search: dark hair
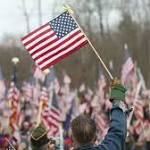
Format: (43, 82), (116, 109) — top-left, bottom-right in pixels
(71, 114), (96, 145)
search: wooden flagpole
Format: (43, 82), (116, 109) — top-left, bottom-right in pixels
(63, 5), (114, 80)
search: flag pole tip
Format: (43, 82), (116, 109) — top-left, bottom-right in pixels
(63, 4), (74, 14)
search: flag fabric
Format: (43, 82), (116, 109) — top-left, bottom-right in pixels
(33, 66), (45, 82)
(134, 100), (144, 121)
(94, 113), (109, 141)
(42, 91), (61, 136)
(121, 44), (134, 84)
(132, 120), (142, 136)
(39, 87), (49, 107)
(7, 82), (20, 133)
(7, 82), (20, 109)
(137, 68), (146, 90)
(0, 67), (6, 99)
(21, 11), (88, 71)
(97, 69), (107, 102)
(22, 82), (33, 101)
(64, 100), (74, 131)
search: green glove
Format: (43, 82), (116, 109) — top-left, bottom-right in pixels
(109, 79), (127, 101)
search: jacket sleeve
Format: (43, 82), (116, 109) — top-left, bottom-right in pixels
(97, 105), (127, 150)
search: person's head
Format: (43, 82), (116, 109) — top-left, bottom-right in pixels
(30, 123), (55, 150)
(71, 114), (96, 147)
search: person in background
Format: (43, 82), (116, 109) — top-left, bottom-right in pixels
(30, 123), (55, 150)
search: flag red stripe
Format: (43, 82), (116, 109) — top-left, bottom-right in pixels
(49, 113), (60, 123)
(24, 28), (52, 46)
(33, 30), (81, 60)
(21, 23), (49, 41)
(30, 38), (59, 55)
(37, 35), (85, 65)
(45, 115), (60, 126)
(51, 107), (61, 116)
(27, 32), (56, 51)
(46, 120), (59, 128)
(41, 41), (88, 70)
(43, 116), (59, 128)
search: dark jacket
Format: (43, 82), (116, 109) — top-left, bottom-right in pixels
(76, 105), (127, 150)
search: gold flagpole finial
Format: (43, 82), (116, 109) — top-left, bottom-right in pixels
(63, 4), (74, 14)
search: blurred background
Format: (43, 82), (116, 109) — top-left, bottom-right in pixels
(0, 1), (150, 150)
(0, 0), (150, 88)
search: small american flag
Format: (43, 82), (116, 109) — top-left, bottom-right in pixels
(42, 91), (61, 136)
(21, 11), (88, 70)
(7, 82), (20, 133)
(134, 100), (144, 121)
(121, 44), (134, 84)
(7, 82), (20, 109)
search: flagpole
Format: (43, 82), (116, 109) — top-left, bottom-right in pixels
(63, 5), (114, 80)
(127, 82), (142, 129)
(59, 125), (64, 150)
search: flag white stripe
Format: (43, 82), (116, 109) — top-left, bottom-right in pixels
(42, 108), (60, 120)
(47, 117), (60, 126)
(29, 36), (58, 54)
(43, 109), (60, 121)
(22, 25), (50, 44)
(25, 30), (54, 49)
(49, 111), (60, 121)
(35, 32), (84, 63)
(39, 37), (86, 69)
(32, 28), (80, 59)
(51, 107), (60, 115)
(43, 116), (59, 128)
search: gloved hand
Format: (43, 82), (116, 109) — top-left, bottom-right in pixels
(110, 79), (133, 114)
(109, 78), (127, 102)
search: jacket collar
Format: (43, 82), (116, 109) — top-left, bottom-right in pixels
(75, 143), (93, 150)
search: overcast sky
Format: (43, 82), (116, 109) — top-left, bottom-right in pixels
(0, 0), (55, 40)
(0, 0), (121, 41)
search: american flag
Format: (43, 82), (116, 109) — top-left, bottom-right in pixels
(134, 100), (144, 121)
(22, 82), (33, 101)
(0, 67), (6, 99)
(7, 82), (20, 133)
(21, 11), (88, 71)
(39, 87), (49, 107)
(33, 66), (45, 81)
(7, 82), (20, 109)
(42, 91), (61, 136)
(133, 120), (142, 135)
(121, 44), (134, 84)
(94, 113), (109, 141)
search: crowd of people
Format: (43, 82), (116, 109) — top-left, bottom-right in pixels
(0, 63), (150, 150)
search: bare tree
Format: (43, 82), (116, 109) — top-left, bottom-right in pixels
(21, 0), (31, 33)
(38, 0), (42, 25)
(94, 0), (104, 37)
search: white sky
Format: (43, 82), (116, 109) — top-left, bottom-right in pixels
(0, 0), (121, 41)
(0, 0), (55, 40)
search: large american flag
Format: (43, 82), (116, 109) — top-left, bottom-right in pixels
(21, 11), (88, 70)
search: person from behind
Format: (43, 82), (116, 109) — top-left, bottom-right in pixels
(71, 79), (130, 150)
